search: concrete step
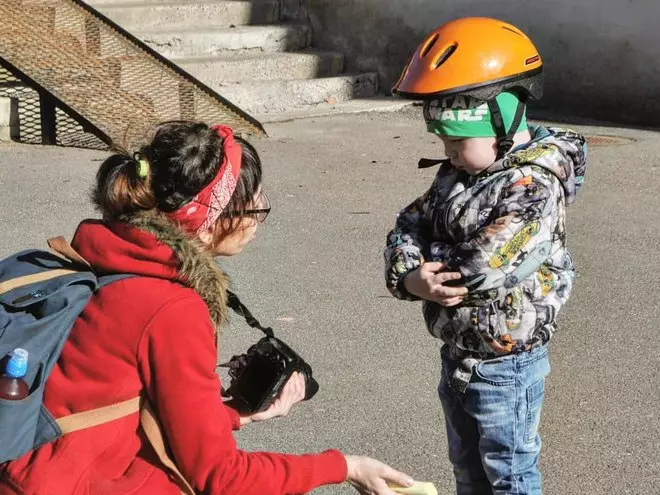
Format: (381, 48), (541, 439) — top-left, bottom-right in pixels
(216, 73), (379, 114)
(140, 24), (311, 57)
(256, 97), (414, 124)
(90, 0), (279, 30)
(85, 0), (259, 4)
(173, 49), (344, 84)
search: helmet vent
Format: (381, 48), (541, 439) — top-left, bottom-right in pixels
(433, 43), (458, 69)
(501, 25), (525, 37)
(420, 33), (440, 57)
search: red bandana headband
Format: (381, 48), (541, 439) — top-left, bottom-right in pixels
(167, 125), (242, 236)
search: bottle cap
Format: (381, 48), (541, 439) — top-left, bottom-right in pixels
(6, 348), (28, 379)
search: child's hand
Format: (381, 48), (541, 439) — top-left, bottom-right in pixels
(403, 262), (468, 306)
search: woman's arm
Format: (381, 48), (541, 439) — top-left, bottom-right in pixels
(137, 294), (347, 495)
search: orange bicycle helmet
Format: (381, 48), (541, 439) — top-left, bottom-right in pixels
(393, 17), (543, 101)
(394, 17), (543, 158)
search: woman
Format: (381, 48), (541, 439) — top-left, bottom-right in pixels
(1, 122), (414, 494)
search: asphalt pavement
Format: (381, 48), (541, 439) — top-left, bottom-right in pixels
(1, 107), (658, 494)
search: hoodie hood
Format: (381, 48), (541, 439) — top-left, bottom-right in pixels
(72, 211), (229, 328)
(487, 125), (587, 204)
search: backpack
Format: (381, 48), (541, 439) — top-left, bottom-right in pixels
(0, 237), (195, 494)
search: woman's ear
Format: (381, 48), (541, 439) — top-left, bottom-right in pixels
(203, 217), (236, 249)
(198, 228), (214, 246)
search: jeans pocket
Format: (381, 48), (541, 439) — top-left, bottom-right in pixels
(474, 356), (516, 386)
(524, 377), (545, 444)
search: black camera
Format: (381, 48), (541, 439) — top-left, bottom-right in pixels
(221, 291), (319, 413)
(224, 336), (319, 413)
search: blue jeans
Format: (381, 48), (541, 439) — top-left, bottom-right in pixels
(438, 344), (550, 495)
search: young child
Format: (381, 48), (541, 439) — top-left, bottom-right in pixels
(384, 17), (587, 494)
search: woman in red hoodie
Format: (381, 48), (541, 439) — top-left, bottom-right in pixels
(1, 122), (414, 494)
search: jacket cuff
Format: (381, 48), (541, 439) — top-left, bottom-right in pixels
(304, 449), (348, 486)
(395, 271), (421, 301)
(224, 404), (242, 431)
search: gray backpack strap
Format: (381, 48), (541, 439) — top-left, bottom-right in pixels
(98, 274), (135, 288)
(47, 236), (135, 290)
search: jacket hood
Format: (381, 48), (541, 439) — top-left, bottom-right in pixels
(72, 211), (229, 328)
(487, 125), (587, 204)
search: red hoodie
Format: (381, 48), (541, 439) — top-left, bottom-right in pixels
(1, 219), (347, 494)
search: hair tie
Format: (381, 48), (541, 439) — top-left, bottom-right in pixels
(137, 159), (150, 179)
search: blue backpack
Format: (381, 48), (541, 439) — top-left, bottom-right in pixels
(0, 237), (135, 463)
(0, 238), (198, 494)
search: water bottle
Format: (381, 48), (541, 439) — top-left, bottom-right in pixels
(0, 348), (29, 400)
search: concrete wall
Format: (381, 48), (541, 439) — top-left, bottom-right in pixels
(289, 0), (660, 126)
(0, 97), (19, 142)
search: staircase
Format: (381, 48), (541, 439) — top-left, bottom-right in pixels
(85, 0), (382, 120)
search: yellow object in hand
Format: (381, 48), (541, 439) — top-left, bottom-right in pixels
(387, 481), (438, 495)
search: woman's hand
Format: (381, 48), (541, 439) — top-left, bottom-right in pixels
(345, 455), (415, 495)
(403, 262), (468, 306)
(240, 372), (306, 425)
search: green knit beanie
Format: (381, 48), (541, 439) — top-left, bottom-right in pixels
(427, 91), (527, 138)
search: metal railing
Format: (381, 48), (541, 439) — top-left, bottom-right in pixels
(0, 0), (265, 150)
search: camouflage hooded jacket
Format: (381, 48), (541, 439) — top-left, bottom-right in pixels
(384, 126), (587, 358)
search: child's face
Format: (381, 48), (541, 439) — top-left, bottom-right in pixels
(439, 136), (498, 175)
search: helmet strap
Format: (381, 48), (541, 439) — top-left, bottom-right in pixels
(487, 97), (527, 159)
